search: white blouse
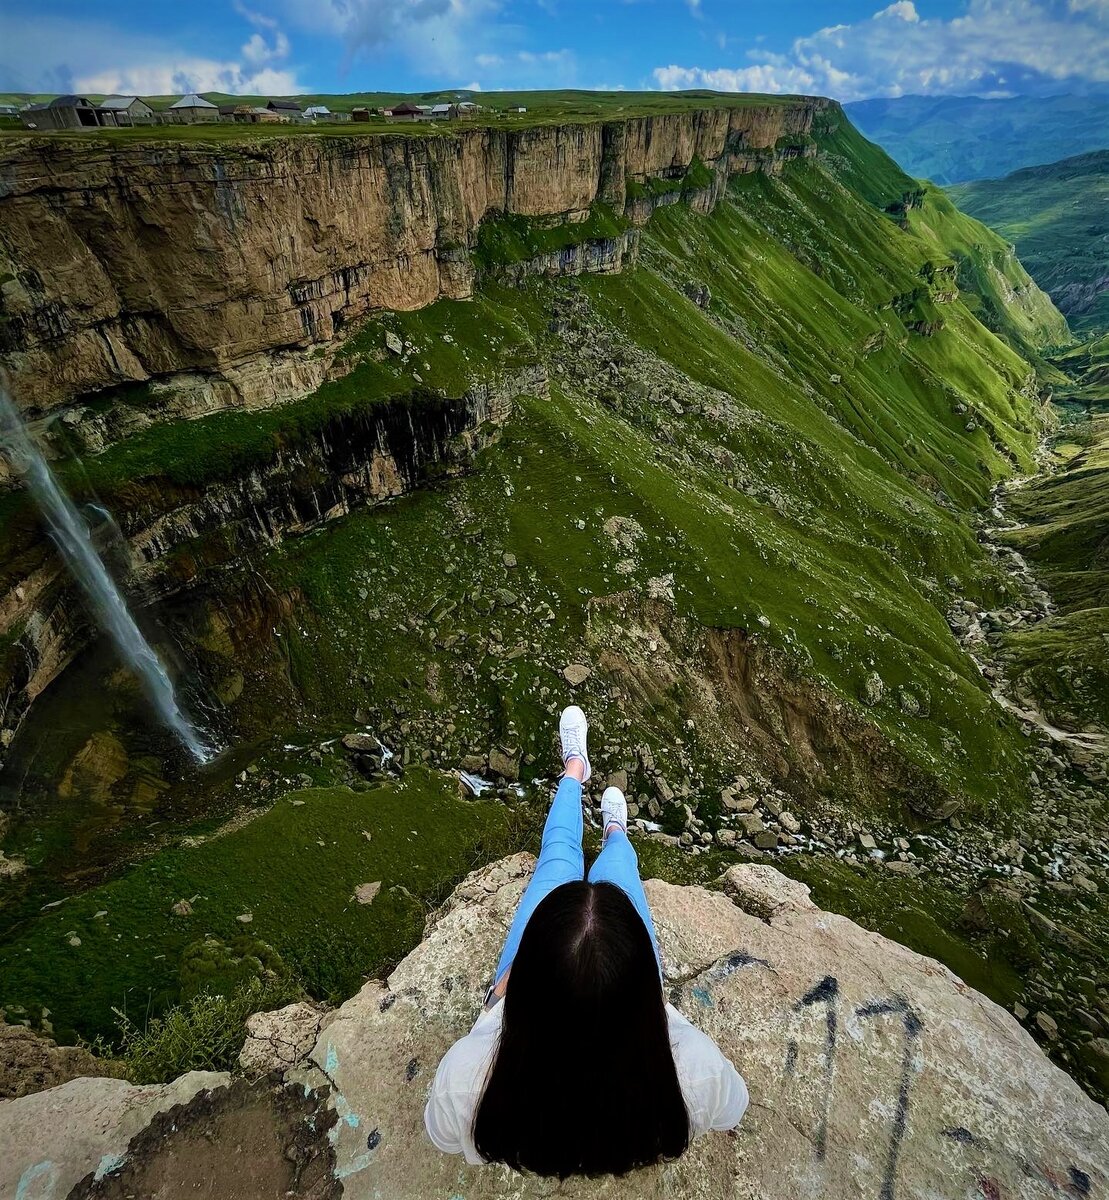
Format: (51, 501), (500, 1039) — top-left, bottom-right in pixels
(424, 1000), (749, 1165)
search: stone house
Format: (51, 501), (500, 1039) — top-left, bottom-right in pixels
(168, 94), (219, 123)
(96, 97), (155, 126)
(384, 102), (422, 121)
(267, 99), (303, 121)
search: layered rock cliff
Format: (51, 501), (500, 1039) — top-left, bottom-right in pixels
(2, 856), (1105, 1198)
(0, 365), (536, 743)
(0, 103), (827, 416)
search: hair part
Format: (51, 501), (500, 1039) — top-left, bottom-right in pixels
(473, 880), (690, 1177)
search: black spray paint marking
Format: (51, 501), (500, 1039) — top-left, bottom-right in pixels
(790, 975), (839, 1161)
(856, 995), (924, 1200)
(945, 1123), (1092, 1199)
(405, 1057), (420, 1082)
(714, 950), (772, 978)
(1068, 1167), (1091, 1197)
(366, 1127), (382, 1151)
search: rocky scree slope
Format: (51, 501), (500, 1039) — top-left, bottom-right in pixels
(1, 856), (1106, 1200)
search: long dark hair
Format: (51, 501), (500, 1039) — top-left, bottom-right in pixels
(473, 880), (690, 1177)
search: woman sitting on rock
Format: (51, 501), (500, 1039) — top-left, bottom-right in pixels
(424, 705), (748, 1177)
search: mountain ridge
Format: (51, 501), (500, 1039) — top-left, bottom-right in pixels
(847, 93), (1109, 185)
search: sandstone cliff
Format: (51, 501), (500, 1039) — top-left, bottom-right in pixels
(2, 856), (1104, 1198)
(0, 103), (827, 416)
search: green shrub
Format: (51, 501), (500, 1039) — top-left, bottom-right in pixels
(179, 934), (290, 1000)
(115, 976), (302, 1084)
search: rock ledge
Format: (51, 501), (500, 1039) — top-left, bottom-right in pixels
(2, 855), (1106, 1199)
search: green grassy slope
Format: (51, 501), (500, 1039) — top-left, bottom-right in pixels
(0, 113), (1075, 1050)
(1000, 415), (1109, 729)
(816, 114), (1070, 363)
(951, 151), (1109, 337)
(847, 93), (1109, 185)
(241, 131), (1058, 820)
(1053, 333), (1109, 410)
(0, 769), (516, 1041)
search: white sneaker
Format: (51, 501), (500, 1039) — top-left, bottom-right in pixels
(600, 786), (628, 841)
(559, 705), (591, 783)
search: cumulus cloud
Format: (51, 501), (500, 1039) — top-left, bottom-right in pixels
(652, 0), (1109, 101)
(0, 12), (304, 96)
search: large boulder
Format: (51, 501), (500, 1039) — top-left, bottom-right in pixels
(1, 856), (1106, 1199)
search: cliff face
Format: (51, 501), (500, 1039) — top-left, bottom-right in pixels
(0, 366), (534, 744)
(2, 856), (1105, 1198)
(0, 103), (828, 414)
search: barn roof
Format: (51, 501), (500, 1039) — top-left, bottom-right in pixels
(171, 93), (217, 109)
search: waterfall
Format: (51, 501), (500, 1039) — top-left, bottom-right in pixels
(0, 383), (212, 764)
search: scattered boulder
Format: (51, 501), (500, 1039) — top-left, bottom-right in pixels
(0, 1024), (122, 1101)
(342, 733), (379, 754)
(488, 747), (519, 783)
(721, 864), (817, 919)
(239, 1002), (329, 1076)
(1035, 1011), (1059, 1040)
(384, 330), (403, 355)
(354, 882), (382, 906)
(171, 899), (194, 917)
(861, 671), (885, 706)
(562, 664), (592, 687)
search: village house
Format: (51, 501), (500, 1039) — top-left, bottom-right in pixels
(97, 96), (155, 126)
(427, 103), (452, 120)
(22, 95), (100, 130)
(351, 106), (371, 121)
(169, 94), (219, 123)
(267, 98), (303, 120)
(384, 101), (422, 121)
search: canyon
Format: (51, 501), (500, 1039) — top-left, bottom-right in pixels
(0, 96), (1105, 1147)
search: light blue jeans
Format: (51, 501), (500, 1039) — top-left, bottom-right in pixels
(493, 775), (662, 986)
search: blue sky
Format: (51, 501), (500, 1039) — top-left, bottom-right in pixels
(3, 1), (1109, 101)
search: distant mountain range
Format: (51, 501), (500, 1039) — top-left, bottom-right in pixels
(846, 94), (1109, 185)
(950, 150), (1109, 336)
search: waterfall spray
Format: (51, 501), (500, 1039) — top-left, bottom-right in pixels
(0, 382), (212, 764)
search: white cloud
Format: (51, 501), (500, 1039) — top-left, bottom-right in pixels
(874, 1), (920, 21)
(78, 61), (301, 96)
(652, 0), (1109, 102)
(0, 12), (304, 97)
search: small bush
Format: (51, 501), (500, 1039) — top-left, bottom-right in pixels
(115, 976), (302, 1085)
